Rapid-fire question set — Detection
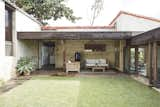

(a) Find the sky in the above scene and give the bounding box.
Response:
[47,0,160,26]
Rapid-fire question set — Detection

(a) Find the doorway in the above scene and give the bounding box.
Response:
[128,47,147,75]
[41,42,55,70]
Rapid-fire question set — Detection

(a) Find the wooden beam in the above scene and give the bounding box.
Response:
[130,27,160,46]
[62,40,66,71]
[135,47,139,74]
[152,41,157,82]
[123,46,130,72]
[147,42,152,84]
[38,40,40,69]
[17,32,132,40]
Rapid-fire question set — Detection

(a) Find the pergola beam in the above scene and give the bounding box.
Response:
[17,32,132,40]
[130,27,160,45]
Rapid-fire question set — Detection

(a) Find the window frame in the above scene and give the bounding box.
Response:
[5,5,14,56]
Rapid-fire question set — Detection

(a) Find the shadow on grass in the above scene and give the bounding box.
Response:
[0,76,31,94]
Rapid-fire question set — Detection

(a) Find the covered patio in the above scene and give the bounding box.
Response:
[130,27,160,87]
[17,31,132,73]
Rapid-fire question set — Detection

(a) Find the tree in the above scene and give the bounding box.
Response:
[90,0,104,25]
[10,0,80,25]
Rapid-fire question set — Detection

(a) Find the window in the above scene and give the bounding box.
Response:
[84,44,106,52]
[5,6,13,56]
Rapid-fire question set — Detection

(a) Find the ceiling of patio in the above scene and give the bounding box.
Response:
[130,27,160,45]
[17,31,132,40]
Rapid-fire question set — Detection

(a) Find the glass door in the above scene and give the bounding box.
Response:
[41,42,55,70]
[129,48,136,73]
[138,47,147,76]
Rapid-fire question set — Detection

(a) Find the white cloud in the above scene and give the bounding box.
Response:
[48,0,160,26]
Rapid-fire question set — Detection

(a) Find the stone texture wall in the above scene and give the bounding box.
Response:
[54,40,125,71]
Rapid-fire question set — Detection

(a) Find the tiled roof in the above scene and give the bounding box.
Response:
[109,11,160,26]
[42,11,160,30]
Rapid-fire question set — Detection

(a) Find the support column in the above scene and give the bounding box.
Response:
[119,40,125,71]
[38,40,40,69]
[62,40,66,71]
[152,41,157,82]
[147,42,152,83]
[124,46,130,72]
[135,47,139,74]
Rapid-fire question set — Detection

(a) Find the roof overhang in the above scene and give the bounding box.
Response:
[17,31,132,40]
[130,27,160,45]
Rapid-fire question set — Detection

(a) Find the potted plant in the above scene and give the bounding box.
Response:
[16,57,36,76]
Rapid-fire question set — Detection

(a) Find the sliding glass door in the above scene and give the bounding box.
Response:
[138,47,147,76]
[129,48,136,73]
[128,47,147,75]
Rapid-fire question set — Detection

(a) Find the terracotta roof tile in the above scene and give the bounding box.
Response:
[109,11,160,26]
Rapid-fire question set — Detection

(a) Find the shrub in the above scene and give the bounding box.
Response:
[16,57,36,76]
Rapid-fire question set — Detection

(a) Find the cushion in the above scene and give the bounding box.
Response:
[86,59,108,67]
[98,59,106,64]
[97,63,108,67]
[86,63,96,67]
[86,59,96,64]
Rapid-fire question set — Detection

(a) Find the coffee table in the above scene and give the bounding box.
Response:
[92,66,105,72]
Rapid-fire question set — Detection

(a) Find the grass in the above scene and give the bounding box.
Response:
[0,75,160,107]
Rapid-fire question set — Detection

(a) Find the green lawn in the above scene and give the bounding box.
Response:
[0,75,160,107]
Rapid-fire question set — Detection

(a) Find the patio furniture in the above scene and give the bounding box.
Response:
[85,59,109,70]
[66,62,80,74]
[92,66,105,72]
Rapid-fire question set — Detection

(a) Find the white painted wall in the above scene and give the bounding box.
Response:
[15,9,41,60]
[15,8,41,61]
[0,57,16,81]
[0,0,41,81]
[0,0,5,57]
[16,40,39,68]
[114,14,160,31]
[15,11,41,31]
[0,0,7,81]
[0,0,15,81]
[0,0,16,81]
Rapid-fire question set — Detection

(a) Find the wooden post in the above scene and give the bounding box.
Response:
[63,50,66,70]
[152,41,157,82]
[38,40,40,69]
[62,40,66,71]
[128,47,131,71]
[124,46,130,73]
[147,42,152,84]
[135,47,139,74]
